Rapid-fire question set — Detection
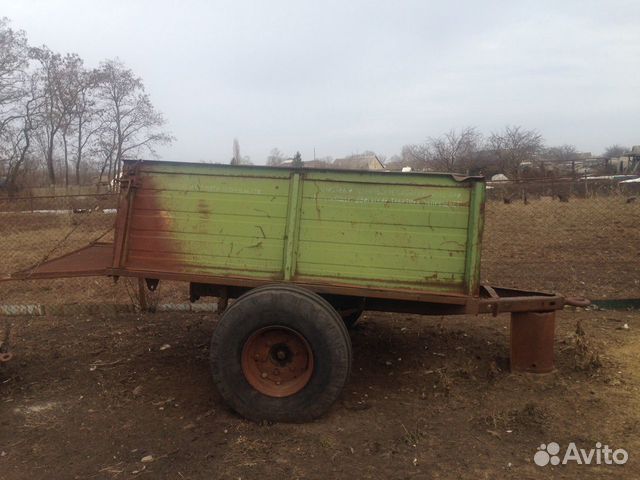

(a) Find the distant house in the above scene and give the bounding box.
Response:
[275,159,331,168]
[611,146,640,174]
[582,156,607,173]
[276,159,295,167]
[332,154,385,170]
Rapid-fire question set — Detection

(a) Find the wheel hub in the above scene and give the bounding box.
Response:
[241,326,314,397]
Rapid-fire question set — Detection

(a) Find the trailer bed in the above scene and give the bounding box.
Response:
[3,161,568,315]
[113,162,485,298]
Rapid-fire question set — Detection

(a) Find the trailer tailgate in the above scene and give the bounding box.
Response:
[5,242,113,280]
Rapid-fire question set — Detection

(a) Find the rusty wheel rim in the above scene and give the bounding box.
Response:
[241,326,314,397]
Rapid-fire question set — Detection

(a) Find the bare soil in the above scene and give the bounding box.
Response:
[482,196,640,299]
[1,308,639,479]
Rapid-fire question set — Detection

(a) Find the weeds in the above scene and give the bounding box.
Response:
[123,278,160,312]
[401,421,426,447]
[572,320,602,371]
[480,402,551,434]
[434,368,452,396]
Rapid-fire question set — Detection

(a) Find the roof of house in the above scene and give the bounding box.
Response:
[332,154,385,170]
[625,145,640,156]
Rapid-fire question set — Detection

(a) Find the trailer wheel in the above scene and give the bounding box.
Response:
[210,284,351,422]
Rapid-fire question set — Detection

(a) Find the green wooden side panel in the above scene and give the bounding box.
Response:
[295,178,471,293]
[125,165,290,278]
[121,162,484,296]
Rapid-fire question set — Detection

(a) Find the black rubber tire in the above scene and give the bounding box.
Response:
[210,284,352,422]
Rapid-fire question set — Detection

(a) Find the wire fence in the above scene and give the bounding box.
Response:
[0,178,638,305]
[0,193,118,275]
[483,177,640,299]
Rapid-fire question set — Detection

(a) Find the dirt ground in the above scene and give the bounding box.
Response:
[1,308,638,479]
[482,196,640,299]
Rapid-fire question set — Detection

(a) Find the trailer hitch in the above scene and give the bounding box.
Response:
[565,296,591,308]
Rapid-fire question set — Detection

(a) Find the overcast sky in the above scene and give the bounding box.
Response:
[3,0,639,163]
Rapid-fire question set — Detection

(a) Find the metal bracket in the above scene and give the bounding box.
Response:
[481,284,500,316]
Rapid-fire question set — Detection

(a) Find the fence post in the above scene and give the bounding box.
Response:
[584,172,589,198]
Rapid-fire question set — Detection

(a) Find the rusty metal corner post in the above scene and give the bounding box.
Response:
[510,311,556,373]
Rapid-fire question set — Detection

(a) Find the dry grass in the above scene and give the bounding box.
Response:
[479,402,553,435]
[571,320,603,371]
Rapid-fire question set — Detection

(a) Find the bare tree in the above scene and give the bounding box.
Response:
[93,127,118,185]
[545,144,577,163]
[397,144,427,170]
[0,18,29,138]
[487,126,543,178]
[544,144,579,175]
[267,147,284,166]
[404,127,480,173]
[30,47,83,185]
[97,59,173,181]
[72,67,102,184]
[405,144,429,168]
[2,72,44,192]
[603,144,628,159]
[427,127,480,173]
[31,47,59,184]
[0,21,174,190]
[56,54,86,186]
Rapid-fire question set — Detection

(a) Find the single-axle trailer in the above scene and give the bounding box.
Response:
[3,161,588,421]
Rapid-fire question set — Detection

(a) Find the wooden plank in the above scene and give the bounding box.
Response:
[299,222,467,252]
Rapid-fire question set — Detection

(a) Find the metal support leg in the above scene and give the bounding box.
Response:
[138,277,148,312]
[510,311,555,373]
